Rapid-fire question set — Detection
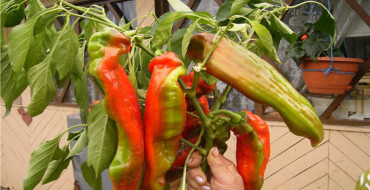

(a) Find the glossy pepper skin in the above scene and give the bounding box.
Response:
[180,71,216,95]
[187,33,324,147]
[232,112,265,190]
[88,28,144,190]
[143,52,187,190]
[242,110,270,188]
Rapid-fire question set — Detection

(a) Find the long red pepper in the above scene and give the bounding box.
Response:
[88,28,144,190]
[240,110,270,189]
[143,52,187,190]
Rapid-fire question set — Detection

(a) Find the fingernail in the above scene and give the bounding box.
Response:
[212,147,219,157]
[188,157,193,163]
[195,176,204,184]
[202,185,211,190]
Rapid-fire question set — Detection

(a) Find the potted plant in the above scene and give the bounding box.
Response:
[287,22,364,94]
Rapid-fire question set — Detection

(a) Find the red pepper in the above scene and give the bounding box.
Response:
[180,71,215,96]
[232,110,269,190]
[88,28,144,190]
[143,52,187,190]
[245,110,270,180]
[301,34,308,40]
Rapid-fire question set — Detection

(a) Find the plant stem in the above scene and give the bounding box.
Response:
[211,85,232,111]
[186,111,200,119]
[209,109,242,124]
[201,126,215,171]
[134,38,155,57]
[179,127,205,190]
[180,138,207,155]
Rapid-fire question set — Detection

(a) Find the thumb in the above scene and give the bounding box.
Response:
[207,147,236,179]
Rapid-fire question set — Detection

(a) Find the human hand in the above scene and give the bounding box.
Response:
[186,147,244,190]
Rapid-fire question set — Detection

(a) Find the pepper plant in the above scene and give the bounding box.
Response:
[1,0,336,189]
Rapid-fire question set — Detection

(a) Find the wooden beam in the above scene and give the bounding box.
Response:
[320,59,370,120]
[106,2,122,22]
[155,0,169,17]
[41,0,130,7]
[345,0,370,27]
[214,0,224,6]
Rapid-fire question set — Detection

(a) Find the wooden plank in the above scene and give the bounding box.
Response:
[272,159,328,190]
[341,131,369,156]
[329,160,356,189]
[264,142,328,189]
[155,0,169,17]
[301,175,328,190]
[329,144,363,181]
[1,105,77,190]
[224,133,236,164]
[330,130,368,170]
[329,178,345,190]
[136,0,155,27]
[345,0,370,27]
[268,126,289,143]
[268,130,304,160]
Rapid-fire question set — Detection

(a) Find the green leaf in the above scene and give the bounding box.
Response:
[314,6,336,38]
[23,133,64,190]
[67,129,83,141]
[67,129,88,159]
[25,0,45,19]
[170,28,187,60]
[3,0,25,27]
[168,0,193,12]
[41,145,71,184]
[152,12,186,48]
[87,103,117,177]
[136,70,150,90]
[248,19,281,63]
[0,46,28,117]
[301,32,330,60]
[215,0,251,21]
[255,39,281,64]
[266,14,297,44]
[52,26,80,81]
[228,23,248,32]
[81,162,102,190]
[26,55,56,116]
[33,9,61,35]
[8,12,40,74]
[24,31,49,70]
[182,20,198,59]
[71,69,89,123]
[152,11,212,49]
[71,41,86,78]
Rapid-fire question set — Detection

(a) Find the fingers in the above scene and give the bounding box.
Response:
[207,147,238,179]
[186,151,210,190]
[187,151,203,168]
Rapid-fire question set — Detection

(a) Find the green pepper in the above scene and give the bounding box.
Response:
[187,33,324,147]
[142,52,187,190]
[88,28,144,190]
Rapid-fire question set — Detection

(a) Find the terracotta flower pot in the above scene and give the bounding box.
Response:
[301,57,363,94]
